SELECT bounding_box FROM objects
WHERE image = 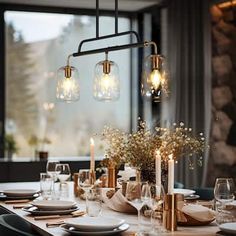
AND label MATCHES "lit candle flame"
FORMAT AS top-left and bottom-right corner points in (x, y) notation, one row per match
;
(90, 138), (94, 145)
